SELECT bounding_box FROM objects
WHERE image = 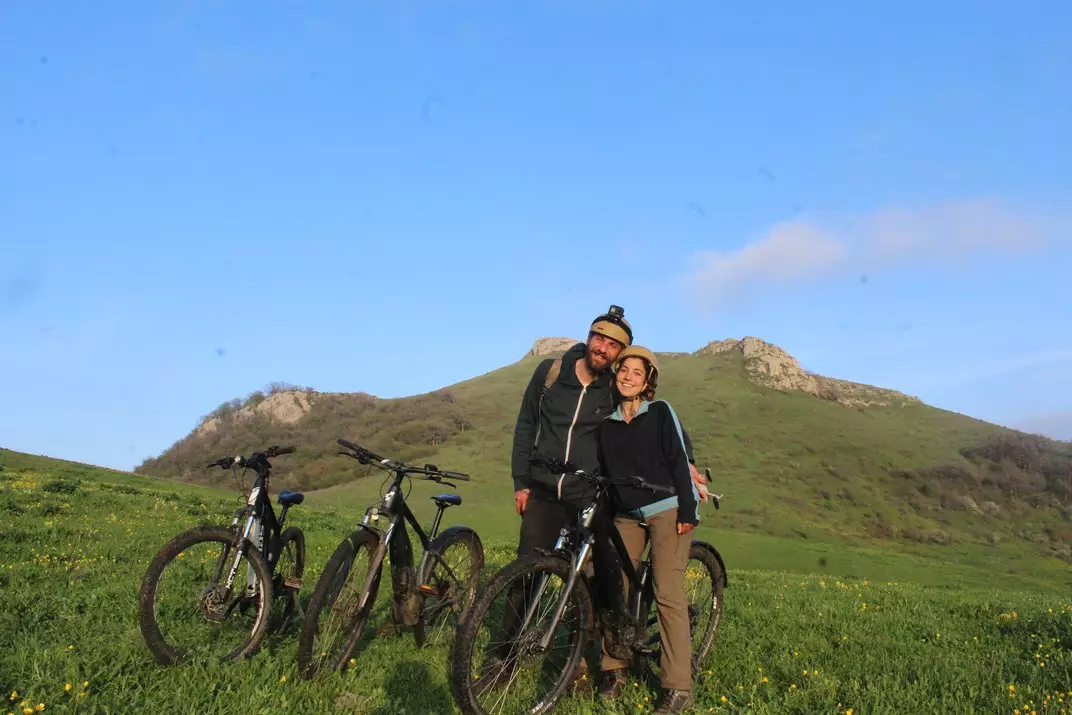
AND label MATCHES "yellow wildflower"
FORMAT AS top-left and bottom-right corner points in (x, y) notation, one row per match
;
(64, 685), (70, 693)
(721, 696), (728, 703)
(279, 676), (286, 683)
